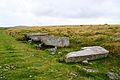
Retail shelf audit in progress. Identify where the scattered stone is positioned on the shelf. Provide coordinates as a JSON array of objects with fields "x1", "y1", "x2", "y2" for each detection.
[
  {"x1": 64, "y1": 46, "x2": 109, "y2": 63},
  {"x1": 82, "y1": 60, "x2": 89, "y2": 64},
  {"x1": 38, "y1": 43, "x2": 43, "y2": 49},
  {"x1": 89, "y1": 62, "x2": 93, "y2": 65},
  {"x1": 28, "y1": 40, "x2": 32, "y2": 44},
  {"x1": 48, "y1": 46, "x2": 57, "y2": 54},
  {"x1": 113, "y1": 36, "x2": 120, "y2": 41},
  {"x1": 107, "y1": 72, "x2": 120, "y2": 80},
  {"x1": 83, "y1": 68, "x2": 98, "y2": 73}
]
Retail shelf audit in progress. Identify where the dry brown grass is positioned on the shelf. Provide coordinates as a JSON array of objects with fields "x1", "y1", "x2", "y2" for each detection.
[
  {"x1": 6, "y1": 25, "x2": 120, "y2": 36},
  {"x1": 6, "y1": 25, "x2": 120, "y2": 55}
]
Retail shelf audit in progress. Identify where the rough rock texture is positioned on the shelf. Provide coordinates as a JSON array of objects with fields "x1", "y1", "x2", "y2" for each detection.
[
  {"x1": 48, "y1": 46, "x2": 57, "y2": 54},
  {"x1": 25, "y1": 33, "x2": 48, "y2": 37},
  {"x1": 82, "y1": 60, "x2": 89, "y2": 64},
  {"x1": 38, "y1": 35, "x2": 69, "y2": 47},
  {"x1": 25, "y1": 33, "x2": 69, "y2": 47},
  {"x1": 107, "y1": 72, "x2": 120, "y2": 80},
  {"x1": 83, "y1": 68, "x2": 98, "y2": 73},
  {"x1": 25, "y1": 33, "x2": 48, "y2": 41},
  {"x1": 28, "y1": 36, "x2": 40, "y2": 41},
  {"x1": 64, "y1": 46, "x2": 109, "y2": 63}
]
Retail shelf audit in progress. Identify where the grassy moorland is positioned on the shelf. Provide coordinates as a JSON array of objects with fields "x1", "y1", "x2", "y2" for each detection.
[{"x1": 0, "y1": 25, "x2": 120, "y2": 80}]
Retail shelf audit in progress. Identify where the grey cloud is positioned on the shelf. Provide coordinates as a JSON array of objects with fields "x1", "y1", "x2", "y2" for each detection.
[
  {"x1": 0, "y1": 0, "x2": 120, "y2": 26},
  {"x1": 32, "y1": 0, "x2": 120, "y2": 19}
]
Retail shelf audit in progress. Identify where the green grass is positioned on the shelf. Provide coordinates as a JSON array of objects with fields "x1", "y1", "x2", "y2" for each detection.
[{"x1": 0, "y1": 25, "x2": 120, "y2": 80}]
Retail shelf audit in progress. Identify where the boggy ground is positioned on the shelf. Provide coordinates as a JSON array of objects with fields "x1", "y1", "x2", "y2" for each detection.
[{"x1": 0, "y1": 25, "x2": 120, "y2": 80}]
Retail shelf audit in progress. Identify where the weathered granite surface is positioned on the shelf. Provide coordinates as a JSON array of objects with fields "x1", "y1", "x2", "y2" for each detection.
[
  {"x1": 38, "y1": 35, "x2": 69, "y2": 47},
  {"x1": 25, "y1": 33, "x2": 48, "y2": 38},
  {"x1": 64, "y1": 46, "x2": 109, "y2": 63},
  {"x1": 107, "y1": 72, "x2": 120, "y2": 80},
  {"x1": 25, "y1": 33, "x2": 48, "y2": 41},
  {"x1": 25, "y1": 33, "x2": 69, "y2": 47}
]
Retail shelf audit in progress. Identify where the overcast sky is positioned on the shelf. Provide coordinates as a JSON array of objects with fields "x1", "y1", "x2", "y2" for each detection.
[{"x1": 0, "y1": 0, "x2": 120, "y2": 27}]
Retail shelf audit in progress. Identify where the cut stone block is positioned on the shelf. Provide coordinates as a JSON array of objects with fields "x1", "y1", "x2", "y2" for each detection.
[{"x1": 65, "y1": 46, "x2": 109, "y2": 63}]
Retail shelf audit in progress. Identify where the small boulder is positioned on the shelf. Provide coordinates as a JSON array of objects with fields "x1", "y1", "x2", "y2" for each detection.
[
  {"x1": 113, "y1": 36, "x2": 120, "y2": 41},
  {"x1": 112, "y1": 34, "x2": 120, "y2": 41},
  {"x1": 48, "y1": 46, "x2": 57, "y2": 54},
  {"x1": 28, "y1": 40, "x2": 32, "y2": 44},
  {"x1": 107, "y1": 72, "x2": 120, "y2": 80},
  {"x1": 83, "y1": 68, "x2": 98, "y2": 73},
  {"x1": 82, "y1": 60, "x2": 89, "y2": 64},
  {"x1": 64, "y1": 46, "x2": 109, "y2": 63}
]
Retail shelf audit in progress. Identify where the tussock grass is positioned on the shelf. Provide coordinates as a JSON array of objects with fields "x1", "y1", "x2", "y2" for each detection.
[{"x1": 6, "y1": 25, "x2": 120, "y2": 54}]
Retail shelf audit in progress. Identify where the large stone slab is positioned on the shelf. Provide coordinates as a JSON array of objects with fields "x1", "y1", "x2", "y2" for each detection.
[
  {"x1": 64, "y1": 46, "x2": 109, "y2": 63},
  {"x1": 38, "y1": 35, "x2": 69, "y2": 47},
  {"x1": 25, "y1": 33, "x2": 69, "y2": 47}
]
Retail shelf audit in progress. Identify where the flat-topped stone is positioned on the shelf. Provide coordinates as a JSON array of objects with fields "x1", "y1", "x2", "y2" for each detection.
[
  {"x1": 25, "y1": 33, "x2": 48, "y2": 37},
  {"x1": 38, "y1": 35, "x2": 69, "y2": 47},
  {"x1": 25, "y1": 33, "x2": 70, "y2": 47},
  {"x1": 25, "y1": 33, "x2": 48, "y2": 41},
  {"x1": 65, "y1": 46, "x2": 109, "y2": 63}
]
